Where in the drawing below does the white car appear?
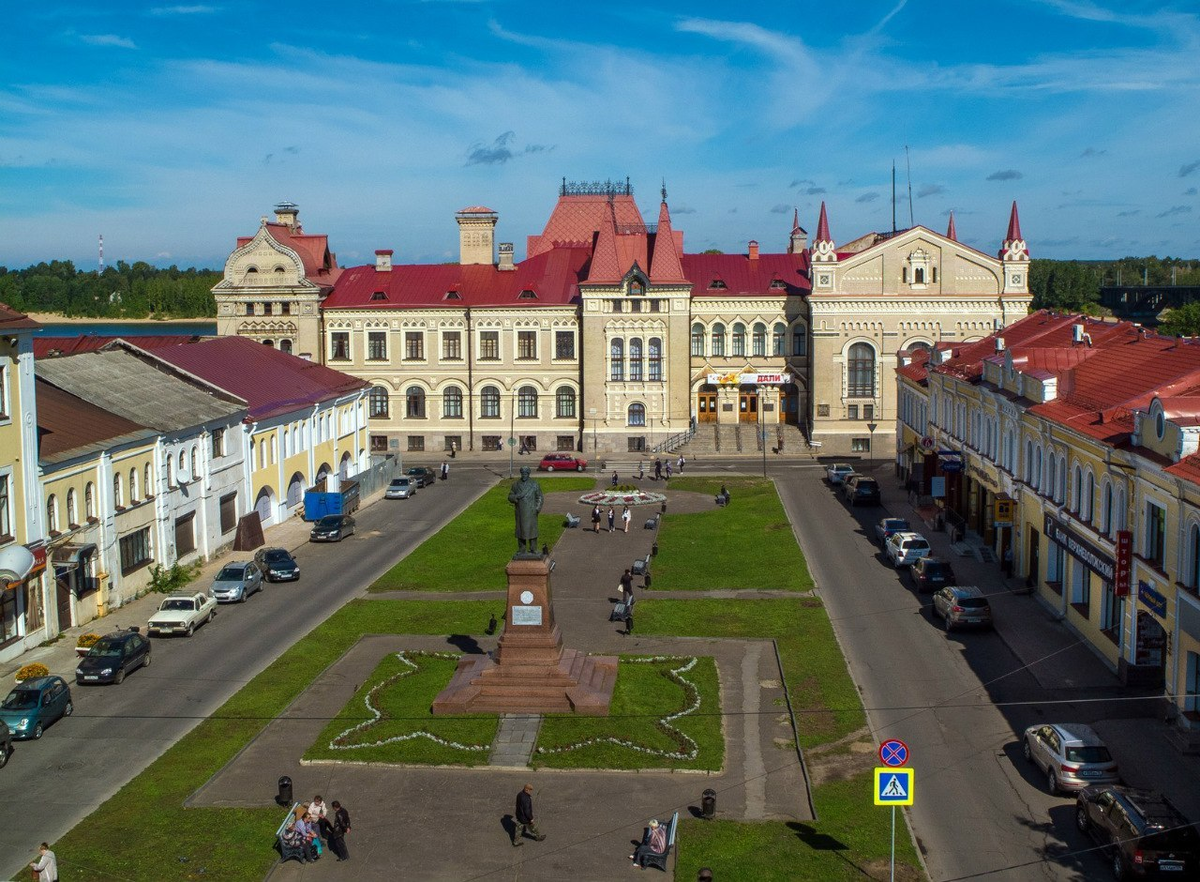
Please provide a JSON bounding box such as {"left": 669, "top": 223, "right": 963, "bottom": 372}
{"left": 885, "top": 532, "right": 932, "bottom": 568}
{"left": 826, "top": 463, "right": 856, "bottom": 485}
{"left": 147, "top": 591, "right": 217, "bottom": 637}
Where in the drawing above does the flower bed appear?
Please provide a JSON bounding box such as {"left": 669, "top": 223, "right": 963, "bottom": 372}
{"left": 579, "top": 489, "right": 667, "bottom": 507}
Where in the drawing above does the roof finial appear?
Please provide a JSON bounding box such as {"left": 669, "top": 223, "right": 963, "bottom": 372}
{"left": 946, "top": 210, "right": 958, "bottom": 242}
{"left": 661, "top": 178, "right": 667, "bottom": 203}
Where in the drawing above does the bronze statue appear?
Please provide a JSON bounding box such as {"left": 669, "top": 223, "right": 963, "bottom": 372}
{"left": 508, "top": 466, "right": 544, "bottom": 556}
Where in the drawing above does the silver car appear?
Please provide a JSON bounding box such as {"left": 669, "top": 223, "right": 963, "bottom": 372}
{"left": 826, "top": 463, "right": 856, "bottom": 485}
{"left": 385, "top": 477, "right": 416, "bottom": 499}
{"left": 209, "top": 561, "right": 264, "bottom": 603}
{"left": 1023, "top": 723, "right": 1119, "bottom": 794}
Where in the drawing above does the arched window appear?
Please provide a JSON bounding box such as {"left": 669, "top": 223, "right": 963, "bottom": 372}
{"left": 145, "top": 463, "right": 153, "bottom": 498}
{"left": 691, "top": 323, "right": 705, "bottom": 358}
{"left": 481, "top": 385, "right": 500, "bottom": 419}
{"left": 752, "top": 323, "right": 767, "bottom": 357}
{"left": 732, "top": 323, "right": 746, "bottom": 357}
{"left": 1025, "top": 440, "right": 1034, "bottom": 483}
{"left": 263, "top": 339, "right": 275, "bottom": 348}
{"left": 178, "top": 449, "right": 187, "bottom": 480}
{"left": 1084, "top": 471, "right": 1094, "bottom": 521}
{"left": 190, "top": 447, "right": 197, "bottom": 477}
{"left": 1057, "top": 456, "right": 1067, "bottom": 503}
{"left": 914, "top": 267, "right": 925, "bottom": 284}
{"left": 628, "top": 403, "right": 646, "bottom": 426}
{"left": 611, "top": 338, "right": 625, "bottom": 381}
{"left": 130, "top": 467, "right": 139, "bottom": 502}
{"left": 648, "top": 338, "right": 663, "bottom": 381}
{"left": 406, "top": 386, "right": 426, "bottom": 419}
{"left": 270, "top": 434, "right": 277, "bottom": 465}
{"left": 114, "top": 473, "right": 124, "bottom": 508}
{"left": 556, "top": 386, "right": 576, "bottom": 418}
{"left": 47, "top": 495, "right": 58, "bottom": 533}
{"left": 1046, "top": 454, "right": 1056, "bottom": 498}
{"left": 1101, "top": 481, "right": 1113, "bottom": 533}
{"left": 711, "top": 324, "right": 726, "bottom": 357}
{"left": 773, "top": 323, "right": 787, "bottom": 356}
{"left": 1073, "top": 464, "right": 1083, "bottom": 511}
{"left": 67, "top": 488, "right": 77, "bottom": 526}
{"left": 1035, "top": 447, "right": 1043, "bottom": 490}
{"left": 369, "top": 386, "right": 389, "bottom": 418}
{"left": 629, "top": 337, "right": 643, "bottom": 381}
{"left": 847, "top": 343, "right": 876, "bottom": 397}
{"left": 443, "top": 386, "right": 463, "bottom": 419}
{"left": 85, "top": 482, "right": 95, "bottom": 519}
{"left": 517, "top": 385, "right": 538, "bottom": 418}
{"left": 1190, "top": 524, "right": 1200, "bottom": 587}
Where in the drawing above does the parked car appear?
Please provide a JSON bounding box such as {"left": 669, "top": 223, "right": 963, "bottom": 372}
{"left": 385, "top": 477, "right": 417, "bottom": 499}
{"left": 874, "top": 517, "right": 910, "bottom": 546}
{"left": 147, "top": 591, "right": 217, "bottom": 637}
{"left": 210, "top": 561, "right": 264, "bottom": 602}
{"left": 75, "top": 630, "right": 151, "bottom": 685}
{"left": 843, "top": 475, "right": 881, "bottom": 506}
{"left": 1076, "top": 785, "right": 1200, "bottom": 879}
{"left": 310, "top": 514, "right": 356, "bottom": 543}
{"left": 885, "top": 531, "right": 932, "bottom": 568}
{"left": 0, "top": 720, "right": 10, "bottom": 767}
{"left": 538, "top": 453, "right": 588, "bottom": 472}
{"left": 254, "top": 547, "right": 300, "bottom": 582}
{"left": 0, "top": 676, "right": 73, "bottom": 739}
{"left": 825, "top": 463, "right": 856, "bottom": 485}
{"left": 1023, "top": 723, "right": 1119, "bottom": 794}
{"left": 930, "top": 585, "right": 993, "bottom": 631}
{"left": 407, "top": 467, "right": 437, "bottom": 488}
{"left": 909, "top": 556, "right": 957, "bottom": 592}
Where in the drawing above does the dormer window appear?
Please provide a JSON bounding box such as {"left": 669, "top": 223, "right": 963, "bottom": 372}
{"left": 629, "top": 280, "right": 645, "bottom": 296}
{"left": 769, "top": 278, "right": 787, "bottom": 290}
{"left": 906, "top": 248, "right": 932, "bottom": 289}
{"left": 444, "top": 290, "right": 462, "bottom": 301}
{"left": 370, "top": 291, "right": 388, "bottom": 302}
{"left": 709, "top": 278, "right": 727, "bottom": 290}
{"left": 518, "top": 289, "right": 538, "bottom": 300}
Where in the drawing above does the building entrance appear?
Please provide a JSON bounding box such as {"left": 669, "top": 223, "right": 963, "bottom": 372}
{"left": 739, "top": 390, "right": 758, "bottom": 423}
{"left": 779, "top": 383, "right": 799, "bottom": 424}
{"left": 697, "top": 388, "right": 718, "bottom": 423}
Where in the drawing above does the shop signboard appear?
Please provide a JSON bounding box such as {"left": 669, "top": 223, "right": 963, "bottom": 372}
{"left": 1043, "top": 514, "right": 1115, "bottom": 582}
{"left": 993, "top": 497, "right": 1014, "bottom": 528}
{"left": 1138, "top": 581, "right": 1167, "bottom": 619}
{"left": 706, "top": 372, "right": 792, "bottom": 386}
{"left": 1115, "top": 531, "right": 1133, "bottom": 597}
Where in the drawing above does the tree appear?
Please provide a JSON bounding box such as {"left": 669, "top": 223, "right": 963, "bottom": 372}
{"left": 1158, "top": 301, "right": 1200, "bottom": 337}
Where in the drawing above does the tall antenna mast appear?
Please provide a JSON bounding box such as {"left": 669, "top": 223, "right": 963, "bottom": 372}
{"left": 904, "top": 145, "right": 914, "bottom": 228}
{"left": 891, "top": 161, "right": 897, "bottom": 233}
{"left": 99, "top": 234, "right": 104, "bottom": 272}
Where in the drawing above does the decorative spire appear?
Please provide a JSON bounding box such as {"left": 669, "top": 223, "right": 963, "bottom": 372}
{"left": 650, "top": 199, "right": 686, "bottom": 283}
{"left": 1000, "top": 200, "right": 1029, "bottom": 261}
{"left": 815, "top": 201, "right": 832, "bottom": 244}
{"left": 661, "top": 179, "right": 667, "bottom": 203}
{"left": 1005, "top": 200, "right": 1023, "bottom": 242}
{"left": 586, "top": 201, "right": 623, "bottom": 283}
{"left": 811, "top": 201, "right": 837, "bottom": 265}
{"left": 946, "top": 211, "right": 958, "bottom": 242}
{"left": 792, "top": 208, "right": 801, "bottom": 233}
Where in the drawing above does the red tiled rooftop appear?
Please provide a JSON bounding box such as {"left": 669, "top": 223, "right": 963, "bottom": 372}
{"left": 235, "top": 223, "right": 341, "bottom": 284}
{"left": 0, "top": 302, "right": 40, "bottom": 331}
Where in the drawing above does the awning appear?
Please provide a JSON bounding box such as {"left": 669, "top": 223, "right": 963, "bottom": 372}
{"left": 52, "top": 543, "right": 97, "bottom": 569}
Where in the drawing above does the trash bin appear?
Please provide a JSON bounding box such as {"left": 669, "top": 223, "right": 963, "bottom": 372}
{"left": 697, "top": 870, "right": 714, "bottom": 882}
{"left": 277, "top": 775, "right": 293, "bottom": 806}
{"left": 701, "top": 788, "right": 717, "bottom": 819}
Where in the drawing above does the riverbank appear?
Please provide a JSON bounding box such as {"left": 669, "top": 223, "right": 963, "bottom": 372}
{"left": 25, "top": 312, "right": 215, "bottom": 325}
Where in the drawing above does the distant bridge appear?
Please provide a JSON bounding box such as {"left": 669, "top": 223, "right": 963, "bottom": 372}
{"left": 1099, "top": 286, "right": 1200, "bottom": 324}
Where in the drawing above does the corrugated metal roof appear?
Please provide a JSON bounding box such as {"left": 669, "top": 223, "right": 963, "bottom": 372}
{"left": 36, "top": 378, "right": 156, "bottom": 464}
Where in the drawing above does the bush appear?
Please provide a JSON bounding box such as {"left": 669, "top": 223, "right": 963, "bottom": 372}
{"left": 148, "top": 561, "right": 201, "bottom": 594}
{"left": 77, "top": 633, "right": 101, "bottom": 648}
{"left": 16, "top": 662, "right": 49, "bottom": 681}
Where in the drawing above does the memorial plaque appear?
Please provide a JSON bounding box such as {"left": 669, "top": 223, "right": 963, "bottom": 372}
{"left": 512, "top": 605, "right": 543, "bottom": 626}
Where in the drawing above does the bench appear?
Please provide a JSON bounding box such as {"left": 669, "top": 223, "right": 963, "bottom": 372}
{"left": 631, "top": 557, "right": 650, "bottom": 577}
{"left": 644, "top": 514, "right": 659, "bottom": 530}
{"left": 637, "top": 810, "right": 679, "bottom": 871}
{"left": 275, "top": 803, "right": 306, "bottom": 864}
{"left": 714, "top": 492, "right": 730, "bottom": 506}
{"left": 564, "top": 513, "right": 581, "bottom": 528}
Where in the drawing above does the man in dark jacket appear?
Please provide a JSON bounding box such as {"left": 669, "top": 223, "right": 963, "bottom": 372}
{"left": 326, "top": 801, "right": 351, "bottom": 861}
{"left": 512, "top": 783, "right": 545, "bottom": 845}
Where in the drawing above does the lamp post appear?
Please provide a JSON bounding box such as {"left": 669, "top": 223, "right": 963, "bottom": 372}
{"left": 759, "top": 385, "right": 767, "bottom": 478}
{"left": 589, "top": 407, "right": 597, "bottom": 455}
{"left": 867, "top": 421, "right": 878, "bottom": 471}
{"left": 509, "top": 390, "right": 516, "bottom": 478}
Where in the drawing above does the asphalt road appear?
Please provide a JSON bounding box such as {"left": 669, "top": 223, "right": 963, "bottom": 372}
{"left": 777, "top": 463, "right": 1117, "bottom": 881}
{"left": 1, "top": 465, "right": 497, "bottom": 881}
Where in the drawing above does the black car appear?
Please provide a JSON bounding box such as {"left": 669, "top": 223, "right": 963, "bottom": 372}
{"left": 843, "top": 475, "right": 881, "bottom": 506}
{"left": 407, "top": 467, "right": 436, "bottom": 488}
{"left": 909, "top": 557, "right": 956, "bottom": 592}
{"left": 75, "top": 629, "right": 151, "bottom": 685}
{"left": 1076, "top": 785, "right": 1200, "bottom": 879}
{"left": 254, "top": 547, "right": 301, "bottom": 582}
{"left": 310, "top": 514, "right": 356, "bottom": 542}
{"left": 0, "top": 720, "right": 11, "bottom": 768}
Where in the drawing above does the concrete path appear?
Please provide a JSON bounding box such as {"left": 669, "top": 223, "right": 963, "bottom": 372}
{"left": 490, "top": 715, "right": 541, "bottom": 768}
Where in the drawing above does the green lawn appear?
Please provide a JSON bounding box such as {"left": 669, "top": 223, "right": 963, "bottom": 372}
{"left": 52, "top": 599, "right": 488, "bottom": 881}
{"left": 535, "top": 655, "right": 723, "bottom": 771}
{"left": 675, "top": 772, "right": 923, "bottom": 881}
{"left": 305, "top": 651, "right": 497, "bottom": 766}
{"left": 652, "top": 477, "right": 814, "bottom": 590}
{"left": 369, "top": 477, "right": 595, "bottom": 592}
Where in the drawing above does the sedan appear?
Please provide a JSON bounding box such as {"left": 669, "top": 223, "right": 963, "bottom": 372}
{"left": 0, "top": 676, "right": 73, "bottom": 740}
{"left": 75, "top": 630, "right": 151, "bottom": 685}
{"left": 1023, "top": 723, "right": 1119, "bottom": 794}
{"left": 254, "top": 547, "right": 300, "bottom": 582}
{"left": 210, "top": 561, "right": 264, "bottom": 602}
{"left": 874, "top": 518, "right": 911, "bottom": 546}
{"left": 825, "top": 463, "right": 855, "bottom": 485}
{"left": 407, "top": 467, "right": 437, "bottom": 488}
{"left": 385, "top": 477, "right": 416, "bottom": 499}
{"left": 539, "top": 453, "right": 588, "bottom": 472}
{"left": 310, "top": 514, "right": 355, "bottom": 543}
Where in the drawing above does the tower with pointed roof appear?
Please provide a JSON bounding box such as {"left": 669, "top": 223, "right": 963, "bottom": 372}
{"left": 789, "top": 209, "right": 808, "bottom": 254}
{"left": 809, "top": 202, "right": 837, "bottom": 294}
{"left": 999, "top": 201, "right": 1030, "bottom": 303}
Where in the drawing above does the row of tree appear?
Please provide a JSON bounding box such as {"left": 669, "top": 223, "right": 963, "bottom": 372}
{"left": 1029, "top": 256, "right": 1200, "bottom": 313}
{"left": 0, "top": 261, "right": 220, "bottom": 319}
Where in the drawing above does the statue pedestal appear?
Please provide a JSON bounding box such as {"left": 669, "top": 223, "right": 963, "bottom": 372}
{"left": 431, "top": 559, "right": 616, "bottom": 716}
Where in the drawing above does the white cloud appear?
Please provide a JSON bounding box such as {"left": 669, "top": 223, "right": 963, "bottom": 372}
{"left": 79, "top": 34, "right": 137, "bottom": 49}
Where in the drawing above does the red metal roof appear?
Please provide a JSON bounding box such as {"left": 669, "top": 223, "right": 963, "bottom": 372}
{"left": 36, "top": 376, "right": 152, "bottom": 461}
{"left": 682, "top": 252, "right": 810, "bottom": 297}
{"left": 33, "top": 335, "right": 196, "bottom": 359}
{"left": 1005, "top": 201, "right": 1023, "bottom": 242}
{"left": 235, "top": 223, "right": 341, "bottom": 285}
{"left": 0, "top": 302, "right": 40, "bottom": 331}
{"left": 457, "top": 205, "right": 495, "bottom": 214}
{"left": 946, "top": 211, "right": 958, "bottom": 242}
{"left": 150, "top": 336, "right": 367, "bottom": 422}
{"left": 586, "top": 204, "right": 624, "bottom": 284}
{"left": 649, "top": 201, "right": 687, "bottom": 284}
{"left": 527, "top": 193, "right": 647, "bottom": 258}
{"left": 815, "top": 201, "right": 832, "bottom": 243}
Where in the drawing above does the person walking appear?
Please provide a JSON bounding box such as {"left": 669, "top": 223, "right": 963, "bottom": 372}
{"left": 30, "top": 843, "right": 57, "bottom": 882}
{"left": 591, "top": 504, "right": 602, "bottom": 533}
{"left": 621, "top": 505, "right": 631, "bottom": 533}
{"left": 440, "top": 460, "right": 449, "bottom": 481}
{"left": 665, "top": 461, "right": 673, "bottom": 480}
{"left": 677, "top": 454, "right": 685, "bottom": 473}
{"left": 512, "top": 783, "right": 545, "bottom": 845}
{"left": 327, "top": 800, "right": 351, "bottom": 862}
{"left": 611, "top": 469, "right": 619, "bottom": 487}
{"left": 637, "top": 459, "right": 645, "bottom": 480}
{"left": 619, "top": 568, "right": 634, "bottom": 602}
{"left": 449, "top": 440, "right": 456, "bottom": 458}
{"left": 607, "top": 506, "right": 616, "bottom": 532}
{"left": 654, "top": 458, "right": 662, "bottom": 480}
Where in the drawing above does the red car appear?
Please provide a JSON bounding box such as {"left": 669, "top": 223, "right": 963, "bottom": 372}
{"left": 538, "top": 453, "right": 588, "bottom": 472}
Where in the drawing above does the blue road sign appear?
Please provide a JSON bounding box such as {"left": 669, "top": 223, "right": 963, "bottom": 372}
{"left": 874, "top": 767, "right": 915, "bottom": 806}
{"left": 879, "top": 739, "right": 909, "bottom": 767}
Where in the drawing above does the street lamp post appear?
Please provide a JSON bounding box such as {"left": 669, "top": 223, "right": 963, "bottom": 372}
{"left": 867, "top": 421, "right": 878, "bottom": 471}
{"left": 759, "top": 385, "right": 767, "bottom": 478}
{"left": 589, "top": 407, "right": 597, "bottom": 455}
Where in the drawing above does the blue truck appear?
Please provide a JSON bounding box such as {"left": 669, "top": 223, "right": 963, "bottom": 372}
{"left": 302, "top": 479, "right": 360, "bottom": 521}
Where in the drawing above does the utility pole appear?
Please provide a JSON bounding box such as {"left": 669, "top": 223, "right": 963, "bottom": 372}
{"left": 760, "top": 386, "right": 768, "bottom": 478}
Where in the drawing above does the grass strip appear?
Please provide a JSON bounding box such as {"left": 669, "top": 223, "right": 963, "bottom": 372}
{"left": 651, "top": 477, "right": 813, "bottom": 590}
{"left": 369, "top": 477, "right": 595, "bottom": 592}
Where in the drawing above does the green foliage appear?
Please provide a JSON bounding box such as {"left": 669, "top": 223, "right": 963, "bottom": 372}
{"left": 1029, "top": 259, "right": 1103, "bottom": 312}
{"left": 147, "top": 560, "right": 202, "bottom": 594}
{"left": 1158, "top": 300, "right": 1200, "bottom": 337}
{"left": 651, "top": 477, "right": 814, "bottom": 591}
{"left": 0, "top": 260, "right": 220, "bottom": 318}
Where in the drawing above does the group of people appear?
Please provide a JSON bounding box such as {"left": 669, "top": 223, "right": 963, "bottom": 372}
{"left": 282, "top": 795, "right": 351, "bottom": 863}
{"left": 591, "top": 504, "right": 632, "bottom": 533}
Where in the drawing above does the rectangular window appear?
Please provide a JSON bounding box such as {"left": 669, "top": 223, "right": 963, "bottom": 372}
{"left": 1070, "top": 559, "right": 1090, "bottom": 611}
{"left": 442, "top": 332, "right": 462, "bottom": 361}
{"left": 793, "top": 332, "right": 807, "bottom": 357}
{"left": 0, "top": 474, "right": 10, "bottom": 540}
{"left": 517, "top": 330, "right": 537, "bottom": 360}
{"left": 630, "top": 299, "right": 642, "bottom": 313}
{"left": 219, "top": 492, "right": 237, "bottom": 534}
{"left": 612, "top": 299, "right": 624, "bottom": 313}
{"left": 175, "top": 512, "right": 196, "bottom": 556}
{"left": 851, "top": 437, "right": 870, "bottom": 452}
{"left": 1100, "top": 583, "right": 1121, "bottom": 639}
{"left": 0, "top": 363, "right": 7, "bottom": 418}
{"left": 650, "top": 299, "right": 661, "bottom": 313}
{"left": 281, "top": 302, "right": 291, "bottom": 315}
{"left": 211, "top": 428, "right": 225, "bottom": 459}
{"left": 1146, "top": 501, "right": 1166, "bottom": 567}
{"left": 368, "top": 331, "right": 388, "bottom": 361}
{"left": 555, "top": 331, "right": 575, "bottom": 360}
{"left": 848, "top": 405, "right": 859, "bottom": 420}
{"left": 864, "top": 404, "right": 874, "bottom": 420}
{"left": 691, "top": 331, "right": 704, "bottom": 358}
{"left": 444, "top": 435, "right": 462, "bottom": 452}
{"left": 119, "top": 527, "right": 153, "bottom": 575}
{"left": 370, "top": 434, "right": 389, "bottom": 453}
{"left": 245, "top": 303, "right": 255, "bottom": 316}
{"left": 407, "top": 435, "right": 425, "bottom": 452}
{"left": 627, "top": 436, "right": 646, "bottom": 452}
{"left": 404, "top": 332, "right": 424, "bottom": 361}
{"left": 263, "top": 302, "right": 273, "bottom": 316}
{"left": 0, "top": 589, "right": 18, "bottom": 644}
{"left": 479, "top": 331, "right": 500, "bottom": 361}
{"left": 330, "top": 332, "right": 350, "bottom": 361}
{"left": 482, "top": 435, "right": 502, "bottom": 451}
{"left": 557, "top": 435, "right": 575, "bottom": 451}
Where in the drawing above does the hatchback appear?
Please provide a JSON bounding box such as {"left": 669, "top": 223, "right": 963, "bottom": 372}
{"left": 385, "top": 477, "right": 416, "bottom": 499}
{"left": 875, "top": 518, "right": 911, "bottom": 546}
{"left": 0, "top": 676, "right": 73, "bottom": 739}
{"left": 844, "top": 475, "right": 882, "bottom": 506}
{"left": 931, "top": 585, "right": 993, "bottom": 631}
{"left": 310, "top": 514, "right": 355, "bottom": 542}
{"left": 210, "top": 561, "right": 264, "bottom": 602}
{"left": 1076, "top": 785, "right": 1200, "bottom": 879}
{"left": 909, "top": 557, "right": 956, "bottom": 592}
{"left": 1023, "top": 723, "right": 1119, "bottom": 794}
{"left": 538, "top": 453, "right": 588, "bottom": 472}
{"left": 885, "top": 532, "right": 932, "bottom": 568}
{"left": 254, "top": 547, "right": 300, "bottom": 582}
{"left": 75, "top": 630, "right": 152, "bottom": 685}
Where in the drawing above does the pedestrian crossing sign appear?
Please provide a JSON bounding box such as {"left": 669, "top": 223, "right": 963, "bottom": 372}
{"left": 873, "top": 767, "right": 914, "bottom": 805}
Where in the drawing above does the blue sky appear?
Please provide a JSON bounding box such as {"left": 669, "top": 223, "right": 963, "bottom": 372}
{"left": 2, "top": 0, "right": 1198, "bottom": 270}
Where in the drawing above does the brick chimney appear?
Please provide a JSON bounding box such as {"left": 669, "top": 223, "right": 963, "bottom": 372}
{"left": 748, "top": 240, "right": 759, "bottom": 261}
{"left": 498, "top": 242, "right": 515, "bottom": 271}
{"left": 375, "top": 249, "right": 393, "bottom": 272}
{"left": 274, "top": 201, "right": 299, "bottom": 229}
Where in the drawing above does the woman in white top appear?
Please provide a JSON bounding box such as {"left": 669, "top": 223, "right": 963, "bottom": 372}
{"left": 621, "top": 506, "right": 631, "bottom": 533}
